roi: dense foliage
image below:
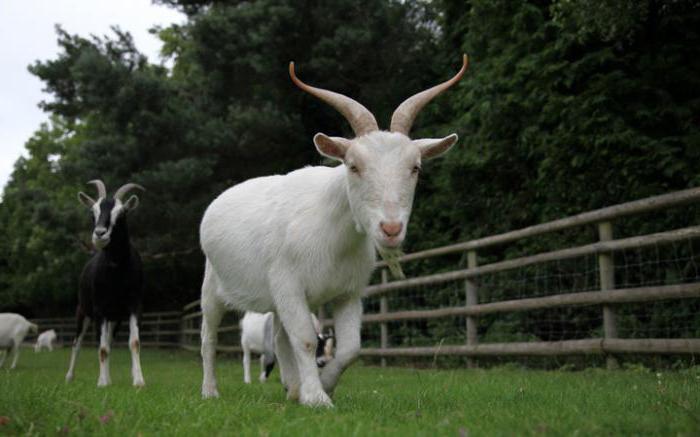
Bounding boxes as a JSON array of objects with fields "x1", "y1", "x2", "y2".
[{"x1": 1, "y1": 0, "x2": 699, "y2": 318}]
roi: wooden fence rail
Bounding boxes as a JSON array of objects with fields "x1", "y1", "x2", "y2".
[
  {"x1": 365, "y1": 225, "x2": 700, "y2": 297},
  {"x1": 360, "y1": 339, "x2": 700, "y2": 357},
  {"x1": 26, "y1": 188, "x2": 700, "y2": 366}
]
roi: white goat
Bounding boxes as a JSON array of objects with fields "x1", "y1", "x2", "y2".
[
  {"x1": 0, "y1": 313, "x2": 38, "y2": 369},
  {"x1": 240, "y1": 312, "x2": 334, "y2": 384},
  {"x1": 240, "y1": 312, "x2": 275, "y2": 384},
  {"x1": 199, "y1": 55, "x2": 468, "y2": 407},
  {"x1": 35, "y1": 329, "x2": 57, "y2": 352}
]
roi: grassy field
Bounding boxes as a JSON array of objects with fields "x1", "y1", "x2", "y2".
[{"x1": 1, "y1": 348, "x2": 699, "y2": 436}]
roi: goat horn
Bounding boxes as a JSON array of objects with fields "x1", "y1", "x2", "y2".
[
  {"x1": 289, "y1": 61, "x2": 378, "y2": 137},
  {"x1": 390, "y1": 54, "x2": 469, "y2": 136},
  {"x1": 87, "y1": 179, "x2": 107, "y2": 199},
  {"x1": 113, "y1": 183, "x2": 145, "y2": 201}
]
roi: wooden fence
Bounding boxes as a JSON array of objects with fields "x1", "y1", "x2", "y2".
[
  {"x1": 28, "y1": 188, "x2": 700, "y2": 368},
  {"x1": 27, "y1": 311, "x2": 182, "y2": 348}
]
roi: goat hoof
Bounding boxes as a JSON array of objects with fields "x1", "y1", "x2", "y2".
[
  {"x1": 286, "y1": 384, "x2": 300, "y2": 401},
  {"x1": 202, "y1": 386, "x2": 220, "y2": 399},
  {"x1": 300, "y1": 390, "x2": 334, "y2": 408},
  {"x1": 133, "y1": 379, "x2": 145, "y2": 388}
]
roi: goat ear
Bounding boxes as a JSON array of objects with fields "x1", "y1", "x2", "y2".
[
  {"x1": 124, "y1": 194, "x2": 140, "y2": 211},
  {"x1": 313, "y1": 133, "x2": 351, "y2": 161},
  {"x1": 78, "y1": 192, "x2": 96, "y2": 208},
  {"x1": 412, "y1": 134, "x2": 458, "y2": 159}
]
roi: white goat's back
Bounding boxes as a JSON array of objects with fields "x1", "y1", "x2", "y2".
[
  {"x1": 36, "y1": 329, "x2": 57, "y2": 346},
  {"x1": 0, "y1": 313, "x2": 35, "y2": 348}
]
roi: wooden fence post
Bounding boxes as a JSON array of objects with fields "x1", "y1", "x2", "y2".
[
  {"x1": 465, "y1": 250, "x2": 478, "y2": 368},
  {"x1": 380, "y1": 268, "x2": 389, "y2": 368},
  {"x1": 598, "y1": 221, "x2": 619, "y2": 369},
  {"x1": 180, "y1": 309, "x2": 186, "y2": 349},
  {"x1": 155, "y1": 314, "x2": 161, "y2": 347}
]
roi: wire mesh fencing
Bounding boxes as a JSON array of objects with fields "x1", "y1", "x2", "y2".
[
  {"x1": 354, "y1": 189, "x2": 700, "y2": 369},
  {"x1": 26, "y1": 188, "x2": 700, "y2": 371}
]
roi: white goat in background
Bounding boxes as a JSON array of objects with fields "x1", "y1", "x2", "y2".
[
  {"x1": 199, "y1": 55, "x2": 468, "y2": 407},
  {"x1": 35, "y1": 329, "x2": 57, "y2": 352},
  {"x1": 240, "y1": 312, "x2": 275, "y2": 384},
  {"x1": 0, "y1": 313, "x2": 38, "y2": 369},
  {"x1": 240, "y1": 312, "x2": 334, "y2": 384}
]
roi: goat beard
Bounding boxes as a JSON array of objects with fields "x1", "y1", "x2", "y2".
[{"x1": 376, "y1": 245, "x2": 406, "y2": 280}]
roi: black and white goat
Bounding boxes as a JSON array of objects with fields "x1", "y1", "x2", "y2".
[
  {"x1": 65, "y1": 180, "x2": 146, "y2": 387},
  {"x1": 240, "y1": 312, "x2": 334, "y2": 384}
]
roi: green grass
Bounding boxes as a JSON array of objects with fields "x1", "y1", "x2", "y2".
[{"x1": 1, "y1": 348, "x2": 699, "y2": 436}]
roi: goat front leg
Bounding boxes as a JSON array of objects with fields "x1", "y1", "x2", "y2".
[
  {"x1": 9, "y1": 341, "x2": 20, "y2": 369},
  {"x1": 271, "y1": 277, "x2": 332, "y2": 408},
  {"x1": 97, "y1": 319, "x2": 115, "y2": 387},
  {"x1": 274, "y1": 316, "x2": 300, "y2": 399},
  {"x1": 320, "y1": 295, "x2": 362, "y2": 396},
  {"x1": 242, "y1": 344, "x2": 252, "y2": 384},
  {"x1": 129, "y1": 314, "x2": 145, "y2": 387}
]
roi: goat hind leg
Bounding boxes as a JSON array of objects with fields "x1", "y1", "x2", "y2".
[
  {"x1": 242, "y1": 345, "x2": 251, "y2": 384},
  {"x1": 259, "y1": 354, "x2": 274, "y2": 383},
  {"x1": 129, "y1": 314, "x2": 145, "y2": 387},
  {"x1": 200, "y1": 296, "x2": 225, "y2": 398},
  {"x1": 97, "y1": 319, "x2": 115, "y2": 387},
  {"x1": 66, "y1": 315, "x2": 90, "y2": 382},
  {"x1": 260, "y1": 313, "x2": 275, "y2": 383}
]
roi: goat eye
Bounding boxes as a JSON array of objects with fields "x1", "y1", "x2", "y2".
[
  {"x1": 412, "y1": 165, "x2": 421, "y2": 175},
  {"x1": 349, "y1": 165, "x2": 360, "y2": 174}
]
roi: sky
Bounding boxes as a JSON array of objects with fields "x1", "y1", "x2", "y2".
[{"x1": 0, "y1": 0, "x2": 184, "y2": 192}]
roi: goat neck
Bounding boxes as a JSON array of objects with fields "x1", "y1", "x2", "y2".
[{"x1": 101, "y1": 217, "x2": 132, "y2": 261}]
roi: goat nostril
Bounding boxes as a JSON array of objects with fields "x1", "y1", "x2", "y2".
[
  {"x1": 380, "y1": 221, "x2": 403, "y2": 237},
  {"x1": 95, "y1": 228, "x2": 107, "y2": 237}
]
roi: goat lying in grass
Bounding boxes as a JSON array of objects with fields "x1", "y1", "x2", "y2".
[{"x1": 0, "y1": 313, "x2": 38, "y2": 369}]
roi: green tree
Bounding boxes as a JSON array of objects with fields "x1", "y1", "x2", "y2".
[{"x1": 0, "y1": 0, "x2": 441, "y2": 314}]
